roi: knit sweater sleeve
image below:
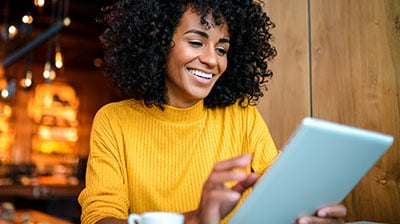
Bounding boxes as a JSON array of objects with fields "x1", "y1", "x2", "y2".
[
  {"x1": 78, "y1": 103, "x2": 130, "y2": 224},
  {"x1": 247, "y1": 106, "x2": 279, "y2": 175}
]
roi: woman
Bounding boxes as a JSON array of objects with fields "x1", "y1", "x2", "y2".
[{"x1": 78, "y1": 0, "x2": 347, "y2": 223}]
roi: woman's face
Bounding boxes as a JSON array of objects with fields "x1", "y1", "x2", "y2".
[{"x1": 165, "y1": 9, "x2": 230, "y2": 108}]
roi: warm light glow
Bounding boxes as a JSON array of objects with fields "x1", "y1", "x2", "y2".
[
  {"x1": 44, "y1": 95, "x2": 53, "y2": 107},
  {"x1": 39, "y1": 126, "x2": 51, "y2": 139},
  {"x1": 1, "y1": 89, "x2": 9, "y2": 99},
  {"x1": 0, "y1": 79, "x2": 7, "y2": 90},
  {"x1": 20, "y1": 71, "x2": 33, "y2": 88},
  {"x1": 43, "y1": 71, "x2": 50, "y2": 79},
  {"x1": 63, "y1": 110, "x2": 77, "y2": 122},
  {"x1": 34, "y1": 139, "x2": 75, "y2": 154},
  {"x1": 93, "y1": 58, "x2": 102, "y2": 67},
  {"x1": 63, "y1": 17, "x2": 71, "y2": 26},
  {"x1": 8, "y1": 25, "x2": 16, "y2": 34},
  {"x1": 0, "y1": 67, "x2": 4, "y2": 79},
  {"x1": 49, "y1": 69, "x2": 56, "y2": 80},
  {"x1": 0, "y1": 108, "x2": 14, "y2": 162},
  {"x1": 22, "y1": 15, "x2": 33, "y2": 24},
  {"x1": 43, "y1": 62, "x2": 51, "y2": 79},
  {"x1": 55, "y1": 51, "x2": 63, "y2": 69},
  {"x1": 0, "y1": 104, "x2": 12, "y2": 118},
  {"x1": 8, "y1": 25, "x2": 18, "y2": 39},
  {"x1": 25, "y1": 79, "x2": 32, "y2": 88},
  {"x1": 38, "y1": 126, "x2": 78, "y2": 142},
  {"x1": 28, "y1": 82, "x2": 80, "y2": 125},
  {"x1": 20, "y1": 70, "x2": 33, "y2": 88},
  {"x1": 34, "y1": 0, "x2": 45, "y2": 7}
]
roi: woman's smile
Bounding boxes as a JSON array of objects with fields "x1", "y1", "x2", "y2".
[{"x1": 188, "y1": 69, "x2": 214, "y2": 80}]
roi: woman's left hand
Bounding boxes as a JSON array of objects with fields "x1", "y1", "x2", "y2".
[{"x1": 296, "y1": 204, "x2": 347, "y2": 224}]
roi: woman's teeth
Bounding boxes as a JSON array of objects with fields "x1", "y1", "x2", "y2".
[{"x1": 189, "y1": 69, "x2": 213, "y2": 79}]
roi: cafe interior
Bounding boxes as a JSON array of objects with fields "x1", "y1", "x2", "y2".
[{"x1": 0, "y1": 0, "x2": 119, "y2": 223}]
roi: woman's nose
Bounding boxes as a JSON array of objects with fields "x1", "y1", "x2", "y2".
[{"x1": 199, "y1": 46, "x2": 217, "y2": 68}]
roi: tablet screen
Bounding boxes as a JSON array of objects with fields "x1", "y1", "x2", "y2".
[{"x1": 228, "y1": 117, "x2": 394, "y2": 224}]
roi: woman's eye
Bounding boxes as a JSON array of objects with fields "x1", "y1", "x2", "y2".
[
  {"x1": 189, "y1": 40, "x2": 203, "y2": 48},
  {"x1": 216, "y1": 47, "x2": 228, "y2": 56}
]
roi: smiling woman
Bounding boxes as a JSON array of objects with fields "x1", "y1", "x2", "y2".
[
  {"x1": 78, "y1": 1, "x2": 347, "y2": 224},
  {"x1": 97, "y1": 0, "x2": 276, "y2": 109}
]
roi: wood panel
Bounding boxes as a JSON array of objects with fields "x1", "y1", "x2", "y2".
[
  {"x1": 310, "y1": 0, "x2": 400, "y2": 222},
  {"x1": 258, "y1": 0, "x2": 310, "y2": 149}
]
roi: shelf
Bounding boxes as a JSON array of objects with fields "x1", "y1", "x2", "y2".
[{"x1": 0, "y1": 183, "x2": 84, "y2": 199}]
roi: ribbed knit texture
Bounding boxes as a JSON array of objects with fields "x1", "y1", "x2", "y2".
[{"x1": 78, "y1": 99, "x2": 278, "y2": 224}]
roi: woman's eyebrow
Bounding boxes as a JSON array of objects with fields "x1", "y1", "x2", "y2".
[
  {"x1": 184, "y1": 29, "x2": 209, "y2": 38},
  {"x1": 184, "y1": 29, "x2": 230, "y2": 43},
  {"x1": 219, "y1": 37, "x2": 230, "y2": 43}
]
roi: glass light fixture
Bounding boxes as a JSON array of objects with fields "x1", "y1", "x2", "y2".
[
  {"x1": 22, "y1": 15, "x2": 34, "y2": 24},
  {"x1": 7, "y1": 25, "x2": 18, "y2": 39},
  {"x1": 20, "y1": 70, "x2": 33, "y2": 88},
  {"x1": 43, "y1": 61, "x2": 51, "y2": 79},
  {"x1": 1, "y1": 89, "x2": 9, "y2": 99},
  {"x1": 34, "y1": 0, "x2": 45, "y2": 8},
  {"x1": 55, "y1": 47, "x2": 63, "y2": 69}
]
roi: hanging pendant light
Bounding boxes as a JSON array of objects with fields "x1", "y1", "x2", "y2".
[{"x1": 43, "y1": 61, "x2": 51, "y2": 79}]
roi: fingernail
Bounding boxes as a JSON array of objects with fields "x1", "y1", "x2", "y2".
[
  {"x1": 318, "y1": 210, "x2": 327, "y2": 217},
  {"x1": 298, "y1": 219, "x2": 309, "y2": 224}
]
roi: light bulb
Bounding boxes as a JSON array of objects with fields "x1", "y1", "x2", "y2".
[
  {"x1": 63, "y1": 17, "x2": 71, "y2": 26},
  {"x1": 34, "y1": 0, "x2": 45, "y2": 7},
  {"x1": 25, "y1": 70, "x2": 33, "y2": 87},
  {"x1": 8, "y1": 25, "x2": 18, "y2": 39},
  {"x1": 55, "y1": 51, "x2": 63, "y2": 69},
  {"x1": 1, "y1": 89, "x2": 9, "y2": 99},
  {"x1": 20, "y1": 70, "x2": 33, "y2": 88},
  {"x1": 43, "y1": 62, "x2": 51, "y2": 79},
  {"x1": 22, "y1": 15, "x2": 33, "y2": 24}
]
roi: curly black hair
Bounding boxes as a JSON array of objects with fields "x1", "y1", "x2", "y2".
[{"x1": 99, "y1": 0, "x2": 276, "y2": 109}]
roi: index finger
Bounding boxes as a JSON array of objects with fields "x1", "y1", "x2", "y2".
[
  {"x1": 317, "y1": 204, "x2": 347, "y2": 218},
  {"x1": 213, "y1": 154, "x2": 252, "y2": 172}
]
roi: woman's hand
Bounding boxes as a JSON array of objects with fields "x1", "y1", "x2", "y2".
[
  {"x1": 185, "y1": 154, "x2": 258, "y2": 224},
  {"x1": 184, "y1": 154, "x2": 347, "y2": 224},
  {"x1": 296, "y1": 204, "x2": 347, "y2": 224}
]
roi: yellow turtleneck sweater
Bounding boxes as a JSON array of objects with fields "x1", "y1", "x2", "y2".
[{"x1": 78, "y1": 99, "x2": 278, "y2": 224}]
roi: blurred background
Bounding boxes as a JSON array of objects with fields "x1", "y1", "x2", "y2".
[{"x1": 0, "y1": 0, "x2": 118, "y2": 223}]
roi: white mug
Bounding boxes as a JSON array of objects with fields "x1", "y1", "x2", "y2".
[{"x1": 128, "y1": 211, "x2": 184, "y2": 224}]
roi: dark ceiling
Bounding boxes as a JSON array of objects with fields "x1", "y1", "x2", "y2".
[{"x1": 0, "y1": 0, "x2": 113, "y2": 71}]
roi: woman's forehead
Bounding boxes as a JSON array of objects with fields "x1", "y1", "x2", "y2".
[{"x1": 178, "y1": 9, "x2": 229, "y2": 35}]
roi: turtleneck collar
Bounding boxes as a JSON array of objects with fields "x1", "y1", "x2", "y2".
[{"x1": 144, "y1": 100, "x2": 206, "y2": 123}]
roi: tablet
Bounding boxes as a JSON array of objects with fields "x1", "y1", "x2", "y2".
[{"x1": 228, "y1": 117, "x2": 394, "y2": 224}]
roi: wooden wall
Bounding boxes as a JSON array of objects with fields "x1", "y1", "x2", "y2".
[{"x1": 259, "y1": 0, "x2": 400, "y2": 223}]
